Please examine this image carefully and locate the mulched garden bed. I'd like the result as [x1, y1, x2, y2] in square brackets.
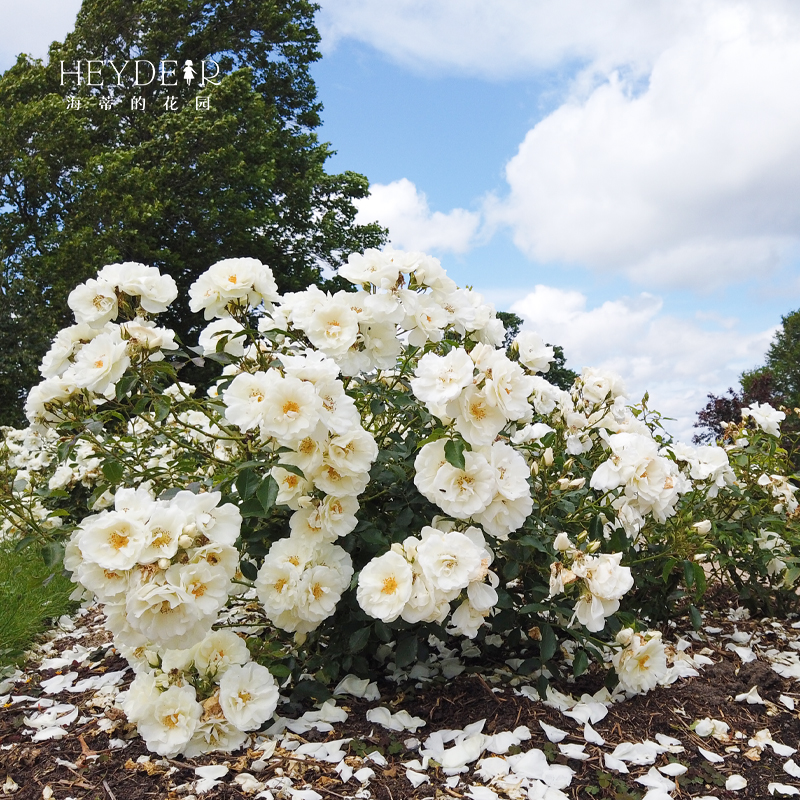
[3, 601, 800, 800]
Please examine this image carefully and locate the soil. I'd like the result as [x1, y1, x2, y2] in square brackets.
[2, 603, 800, 800]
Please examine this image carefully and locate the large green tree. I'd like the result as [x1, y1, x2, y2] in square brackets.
[0, 0, 385, 425]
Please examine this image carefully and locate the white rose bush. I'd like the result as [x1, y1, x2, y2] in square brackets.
[1, 249, 799, 756]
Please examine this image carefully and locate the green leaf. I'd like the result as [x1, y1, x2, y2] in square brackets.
[102, 460, 124, 484]
[573, 649, 589, 678]
[395, 635, 419, 668]
[661, 557, 677, 583]
[349, 627, 371, 653]
[236, 468, 260, 500]
[683, 560, 695, 588]
[268, 663, 292, 679]
[153, 395, 171, 422]
[444, 438, 467, 471]
[540, 624, 557, 662]
[374, 621, 393, 643]
[239, 561, 258, 581]
[256, 476, 279, 512]
[115, 374, 138, 401]
[689, 604, 702, 630]
[40, 541, 64, 569]
[692, 562, 707, 597]
[291, 679, 331, 703]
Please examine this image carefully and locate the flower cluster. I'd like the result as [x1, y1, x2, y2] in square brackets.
[120, 629, 278, 757]
[65, 487, 241, 651]
[2, 247, 798, 760]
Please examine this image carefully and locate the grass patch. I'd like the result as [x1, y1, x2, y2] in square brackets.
[0, 538, 76, 669]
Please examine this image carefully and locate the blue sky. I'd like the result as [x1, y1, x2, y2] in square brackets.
[4, 0, 800, 440]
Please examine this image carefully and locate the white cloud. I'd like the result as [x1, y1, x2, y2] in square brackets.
[488, 4, 800, 288]
[323, 1, 800, 292]
[318, 0, 701, 79]
[511, 285, 775, 441]
[0, 1, 82, 68]
[355, 178, 481, 254]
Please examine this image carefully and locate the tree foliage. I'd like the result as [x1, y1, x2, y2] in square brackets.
[0, 0, 385, 425]
[694, 309, 800, 466]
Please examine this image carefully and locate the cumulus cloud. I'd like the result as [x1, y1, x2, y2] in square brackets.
[0, 0, 82, 68]
[478, 4, 800, 289]
[355, 178, 481, 254]
[511, 285, 775, 441]
[319, 0, 701, 78]
[323, 1, 800, 292]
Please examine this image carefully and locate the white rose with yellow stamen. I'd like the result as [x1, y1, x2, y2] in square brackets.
[219, 662, 279, 731]
[357, 550, 414, 623]
[78, 510, 148, 571]
[259, 371, 322, 444]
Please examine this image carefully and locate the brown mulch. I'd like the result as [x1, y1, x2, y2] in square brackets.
[2, 606, 800, 799]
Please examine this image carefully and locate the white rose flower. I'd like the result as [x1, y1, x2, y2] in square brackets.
[326, 428, 379, 477]
[272, 465, 311, 509]
[579, 367, 626, 406]
[259, 372, 323, 444]
[481, 353, 535, 421]
[474, 493, 533, 540]
[612, 630, 668, 695]
[410, 348, 475, 407]
[430, 451, 497, 518]
[450, 386, 507, 447]
[219, 662, 279, 730]
[222, 371, 274, 433]
[415, 528, 484, 594]
[40, 323, 101, 378]
[138, 505, 186, 564]
[339, 248, 403, 288]
[573, 593, 619, 632]
[402, 291, 448, 347]
[447, 599, 487, 638]
[65, 328, 131, 398]
[514, 331, 555, 373]
[24, 377, 77, 426]
[184, 711, 248, 757]
[302, 295, 360, 357]
[137, 684, 202, 757]
[68, 278, 118, 327]
[742, 401, 785, 437]
[192, 630, 250, 678]
[125, 576, 208, 650]
[357, 550, 414, 622]
[581, 552, 634, 602]
[78, 511, 148, 571]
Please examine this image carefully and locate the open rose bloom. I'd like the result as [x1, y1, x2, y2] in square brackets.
[4, 249, 799, 756]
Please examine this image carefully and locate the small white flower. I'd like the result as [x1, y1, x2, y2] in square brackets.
[357, 550, 414, 622]
[219, 663, 279, 731]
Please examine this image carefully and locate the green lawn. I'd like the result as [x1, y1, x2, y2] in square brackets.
[0, 539, 77, 669]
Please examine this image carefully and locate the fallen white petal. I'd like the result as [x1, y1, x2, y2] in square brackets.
[781, 695, 796, 711]
[726, 774, 748, 791]
[466, 786, 498, 800]
[558, 743, 589, 761]
[658, 763, 688, 776]
[785, 759, 800, 779]
[769, 783, 800, 796]
[539, 720, 568, 743]
[603, 755, 629, 773]
[583, 723, 605, 746]
[405, 769, 429, 788]
[735, 686, 764, 705]
[698, 747, 725, 763]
